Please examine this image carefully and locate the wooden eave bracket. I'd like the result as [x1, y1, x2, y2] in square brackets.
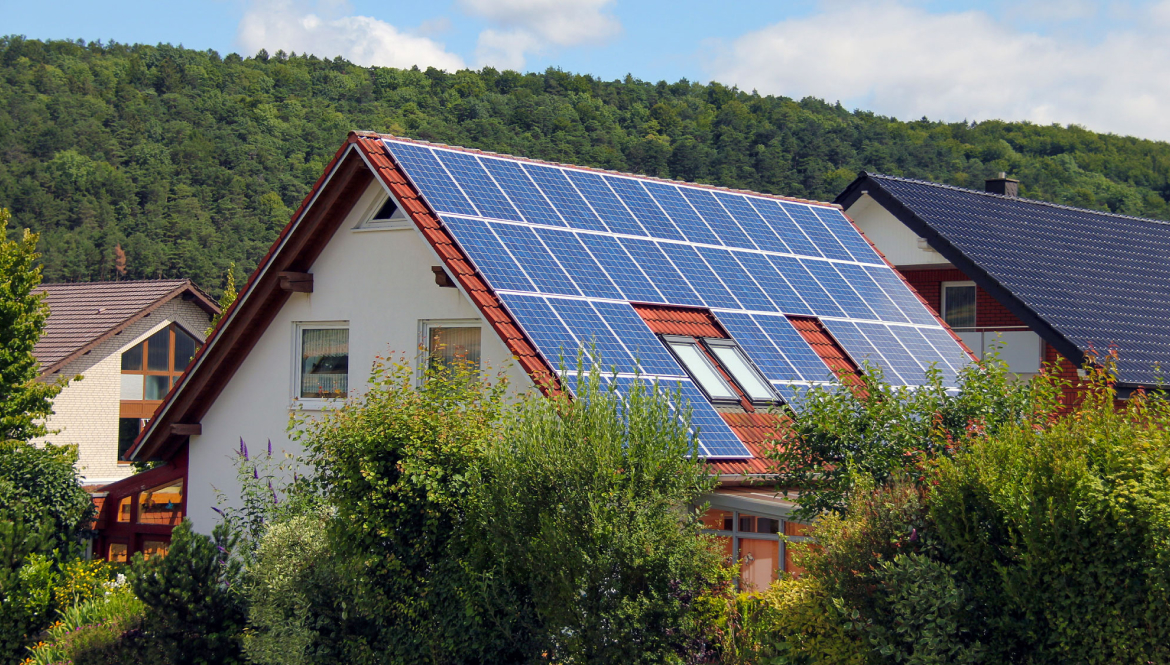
[431, 265, 456, 288]
[170, 423, 202, 436]
[278, 271, 314, 292]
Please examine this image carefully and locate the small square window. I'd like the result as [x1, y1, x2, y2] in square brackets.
[419, 321, 481, 380]
[297, 325, 349, 399]
[942, 282, 976, 330]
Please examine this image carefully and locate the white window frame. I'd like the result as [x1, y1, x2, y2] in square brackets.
[291, 321, 350, 410]
[703, 339, 779, 405]
[353, 190, 411, 232]
[662, 335, 739, 404]
[417, 319, 482, 385]
[941, 280, 977, 331]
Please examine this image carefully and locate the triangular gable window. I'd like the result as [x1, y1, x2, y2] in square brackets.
[357, 193, 410, 230]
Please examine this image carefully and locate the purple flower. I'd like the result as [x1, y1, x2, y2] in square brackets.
[267, 439, 273, 456]
[241, 439, 250, 461]
[212, 506, 224, 516]
[909, 528, 918, 542]
[253, 467, 259, 480]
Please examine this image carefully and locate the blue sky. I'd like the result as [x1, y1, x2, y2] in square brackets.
[6, 1, 1170, 141]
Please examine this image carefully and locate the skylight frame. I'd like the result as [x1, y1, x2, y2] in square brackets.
[661, 335, 740, 404]
[702, 338, 781, 405]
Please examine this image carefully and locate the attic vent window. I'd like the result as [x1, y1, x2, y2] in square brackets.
[357, 193, 410, 230]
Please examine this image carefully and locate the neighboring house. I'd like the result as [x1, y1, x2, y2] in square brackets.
[103, 132, 972, 587]
[33, 280, 218, 487]
[836, 173, 1170, 401]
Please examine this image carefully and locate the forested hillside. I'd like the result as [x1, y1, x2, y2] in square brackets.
[4, 36, 1170, 294]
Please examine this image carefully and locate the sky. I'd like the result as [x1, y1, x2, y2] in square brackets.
[5, 0, 1170, 142]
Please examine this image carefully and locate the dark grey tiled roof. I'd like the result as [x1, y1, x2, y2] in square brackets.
[34, 280, 216, 374]
[839, 174, 1170, 386]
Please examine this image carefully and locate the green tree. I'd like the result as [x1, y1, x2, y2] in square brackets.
[0, 210, 63, 442]
[465, 369, 724, 664]
[205, 262, 237, 335]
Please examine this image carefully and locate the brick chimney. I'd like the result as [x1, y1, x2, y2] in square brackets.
[985, 172, 1019, 197]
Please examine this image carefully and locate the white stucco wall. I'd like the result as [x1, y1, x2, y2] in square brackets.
[845, 194, 952, 267]
[185, 181, 534, 532]
[37, 298, 214, 485]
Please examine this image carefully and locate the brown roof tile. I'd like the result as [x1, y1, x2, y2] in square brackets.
[34, 280, 218, 375]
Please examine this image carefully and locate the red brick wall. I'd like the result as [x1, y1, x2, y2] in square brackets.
[899, 266, 1090, 409]
[899, 267, 1026, 329]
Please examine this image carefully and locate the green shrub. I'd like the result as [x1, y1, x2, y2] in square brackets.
[464, 370, 725, 663]
[129, 521, 246, 665]
[21, 581, 145, 665]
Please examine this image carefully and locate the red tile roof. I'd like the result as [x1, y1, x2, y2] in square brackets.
[632, 304, 727, 338]
[788, 316, 865, 391]
[35, 280, 218, 376]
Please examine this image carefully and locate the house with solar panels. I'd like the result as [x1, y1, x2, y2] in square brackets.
[836, 172, 1170, 402]
[103, 132, 972, 586]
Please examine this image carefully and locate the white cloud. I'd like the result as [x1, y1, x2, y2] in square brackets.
[237, 0, 465, 71]
[457, 0, 621, 69]
[707, 1, 1170, 141]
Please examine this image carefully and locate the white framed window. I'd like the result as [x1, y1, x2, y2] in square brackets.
[704, 339, 778, 404]
[662, 335, 738, 403]
[354, 191, 411, 231]
[293, 322, 349, 407]
[418, 320, 481, 382]
[941, 281, 977, 330]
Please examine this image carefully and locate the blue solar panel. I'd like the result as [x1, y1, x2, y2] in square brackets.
[800, 259, 877, 320]
[565, 170, 647, 237]
[820, 319, 896, 381]
[768, 255, 846, 318]
[919, 327, 974, 376]
[522, 163, 609, 232]
[381, 139, 977, 459]
[480, 157, 566, 227]
[658, 243, 741, 309]
[834, 262, 908, 323]
[497, 293, 582, 368]
[752, 314, 836, 382]
[733, 251, 814, 315]
[383, 142, 478, 216]
[604, 177, 685, 241]
[714, 192, 791, 254]
[674, 380, 753, 457]
[491, 223, 580, 296]
[433, 150, 524, 222]
[577, 234, 664, 303]
[535, 229, 624, 300]
[750, 199, 823, 258]
[697, 247, 775, 312]
[715, 312, 802, 382]
[590, 301, 686, 376]
[854, 322, 927, 384]
[441, 217, 535, 292]
[813, 207, 883, 264]
[642, 182, 721, 245]
[681, 188, 756, 249]
[894, 326, 958, 385]
[618, 238, 704, 306]
[547, 298, 636, 372]
[864, 265, 940, 326]
[780, 202, 854, 262]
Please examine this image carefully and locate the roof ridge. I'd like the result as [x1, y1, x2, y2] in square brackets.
[39, 278, 192, 287]
[867, 172, 1170, 229]
[361, 131, 840, 209]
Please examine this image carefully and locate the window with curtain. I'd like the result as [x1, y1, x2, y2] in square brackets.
[427, 325, 481, 370]
[300, 327, 349, 398]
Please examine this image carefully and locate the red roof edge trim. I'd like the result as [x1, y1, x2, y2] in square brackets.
[353, 137, 563, 398]
[128, 135, 365, 461]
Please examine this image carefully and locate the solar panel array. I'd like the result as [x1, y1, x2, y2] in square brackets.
[383, 139, 972, 457]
